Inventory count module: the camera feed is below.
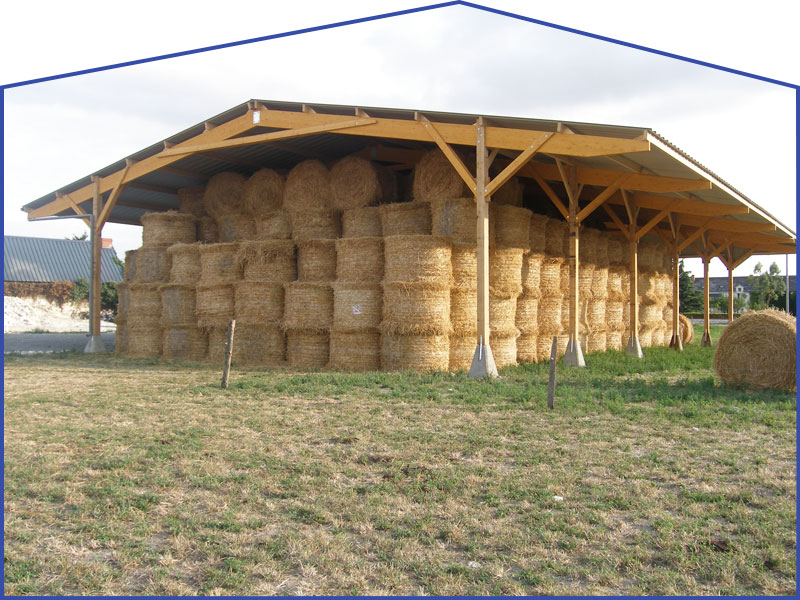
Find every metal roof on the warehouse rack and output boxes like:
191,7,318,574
3,236,124,283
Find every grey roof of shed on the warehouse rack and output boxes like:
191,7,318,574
4,236,123,284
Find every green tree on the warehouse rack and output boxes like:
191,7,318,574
748,262,785,310
71,277,119,314
712,293,748,314
678,260,703,313
69,232,88,241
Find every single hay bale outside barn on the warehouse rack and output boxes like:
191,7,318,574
381,333,449,372
216,213,256,243
342,206,381,238
383,235,452,285
167,244,201,285
283,282,333,332
255,210,292,240
199,243,240,285
333,283,382,331
288,208,341,240
162,325,207,360
128,323,162,357
283,160,332,211
413,148,470,201
203,172,246,218
680,313,694,343
141,211,196,247
286,330,329,368
335,237,383,283
197,217,219,243
124,250,138,282
381,282,451,336
196,284,234,328
329,329,381,371
491,204,531,248
243,168,284,216
178,186,205,218
135,247,170,283
297,239,337,282
159,284,196,325
234,281,284,322
713,309,796,390
380,201,432,236
330,156,380,210
238,240,296,282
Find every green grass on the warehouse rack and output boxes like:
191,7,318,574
3,325,796,595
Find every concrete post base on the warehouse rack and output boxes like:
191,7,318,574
84,335,107,353
468,344,498,379
626,336,643,358
701,331,712,347
562,336,585,367
669,333,683,351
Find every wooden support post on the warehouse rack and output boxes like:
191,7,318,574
221,319,236,388
728,267,735,323
562,163,584,367
623,191,643,358
469,117,497,378
702,255,712,346
84,176,106,353
669,246,683,350
547,336,557,409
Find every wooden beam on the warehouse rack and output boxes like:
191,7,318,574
668,213,680,239
636,203,676,242
127,182,179,195
576,173,631,223
532,170,569,219
676,214,776,234
97,161,132,229
91,177,102,339
484,132,551,197
732,250,754,269
602,204,630,240
708,241,732,262
678,220,713,252
556,160,577,207
621,189,638,225
417,114,476,191
55,192,91,227
608,192,749,217
521,163,711,194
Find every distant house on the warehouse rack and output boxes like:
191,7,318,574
694,275,796,305
4,235,123,285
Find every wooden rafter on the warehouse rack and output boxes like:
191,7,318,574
678,220,713,252
576,173,631,223
484,132,552,197
602,204,630,240
607,192,748,217
97,161,132,229
520,163,710,194
531,171,568,219
635,202,676,242
416,114,475,191
55,192,91,227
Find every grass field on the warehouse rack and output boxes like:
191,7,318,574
4,325,796,595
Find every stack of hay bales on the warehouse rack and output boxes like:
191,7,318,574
245,168,289,241
606,237,627,350
584,228,609,353
516,214,546,362
637,239,668,347
538,218,567,361
196,243,240,362
161,243,206,359
114,249,137,354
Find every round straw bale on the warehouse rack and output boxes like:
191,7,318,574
545,218,568,257
430,197,481,244
412,148,470,201
141,211,196,247
196,284,234,328
160,284,196,325
638,327,653,348
206,326,234,364
587,298,607,329
517,333,537,363
284,160,332,211
606,332,623,352
452,244,477,290
490,294,518,334
283,282,333,332
522,252,543,292
379,201,432,236
540,258,563,295
297,239,336,282
329,329,381,371
162,325,207,360
135,246,170,283
450,287,477,336
714,309,796,390
178,186,205,218
376,166,399,204
128,323,162,357
335,237,383,283
255,210,292,240
608,237,625,266
560,297,571,331
587,331,607,354
330,156,380,210
167,243,201,284
492,332,519,369
116,282,130,318
383,235,452,285
203,172,246,218
579,264,596,297
333,283,382,331
607,268,624,301
680,314,694,344
638,240,660,272
124,250,138,282
638,272,660,303
238,240,296,282
129,283,161,323
516,293,539,336
449,334,475,372
382,282,451,336
217,213,256,243
342,206,381,238
536,334,558,362
492,177,523,206
579,228,599,265
243,168,284,216
492,204,531,249
538,297,563,335
591,267,609,299
234,281,284,322
197,217,219,243
199,243,240,284
288,208,341,240
560,263,571,294
557,334,570,358
594,233,609,267
640,303,663,327
114,318,128,354
381,333,449,372
286,329,329,368
490,247,524,296
606,301,625,331
529,213,548,254
232,320,285,365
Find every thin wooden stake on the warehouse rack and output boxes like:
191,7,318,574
547,336,557,409
221,319,236,389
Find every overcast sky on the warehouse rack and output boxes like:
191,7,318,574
3,0,797,278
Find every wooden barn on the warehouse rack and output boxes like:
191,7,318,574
21,100,796,375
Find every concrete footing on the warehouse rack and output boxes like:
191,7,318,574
469,343,498,378
562,336,585,367
669,333,683,351
626,335,643,358
84,335,107,353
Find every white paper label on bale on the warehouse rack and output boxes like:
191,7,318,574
352,304,363,315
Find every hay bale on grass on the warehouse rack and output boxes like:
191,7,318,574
283,282,333,332
288,208,340,240
330,156,380,210
680,314,694,343
243,168,284,216
412,149,470,201
342,206,381,238
238,240,295,282
159,284,196,325
199,243,240,284
517,333,537,363
713,309,796,390
335,237,383,283
203,172,246,218
297,239,337,282
383,235,451,285
135,246,170,283
216,213,256,242
178,186,205,218
162,325,207,360
167,243,201,284
379,201,431,236
128,323,162,357
516,293,539,335
450,287,477,336
234,281,284,322
232,320,285,365
129,284,161,322
196,284,234,328
255,210,292,240
333,283,382,331
381,282,451,336
329,329,381,371
141,211,196,246
492,204,531,248
492,330,519,368
381,333,449,372
449,334,475,372
286,330,329,368
197,217,219,244
284,160,332,211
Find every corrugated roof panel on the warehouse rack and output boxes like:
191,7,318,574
4,236,124,283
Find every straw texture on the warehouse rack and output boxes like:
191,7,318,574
342,206,381,238
330,156,380,210
162,325,207,360
329,329,381,371
255,210,292,240
216,213,256,242
141,211,196,247
381,282,451,336
333,283,382,331
159,284,196,325
380,201,432,236
243,168,284,216
135,247,170,283
381,333,449,372
284,160,332,211
199,243,240,284
412,149,469,201
238,240,296,282
196,284,234,328
383,235,452,285
178,186,205,218
234,281,284,322
204,172,245,218
286,330,329,368
335,237,383,283
297,239,337,282
288,208,341,241
283,282,333,332
167,243,201,285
